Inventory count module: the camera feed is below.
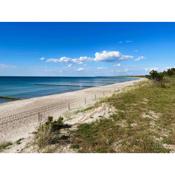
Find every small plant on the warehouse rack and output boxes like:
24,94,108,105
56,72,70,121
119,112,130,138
16,138,24,145
0,142,12,152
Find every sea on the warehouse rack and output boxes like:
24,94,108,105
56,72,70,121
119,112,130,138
0,76,138,104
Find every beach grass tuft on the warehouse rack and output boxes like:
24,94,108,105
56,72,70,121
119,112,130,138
0,142,12,152
34,116,71,152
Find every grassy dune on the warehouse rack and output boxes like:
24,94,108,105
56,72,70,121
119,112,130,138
32,76,175,153
71,76,175,152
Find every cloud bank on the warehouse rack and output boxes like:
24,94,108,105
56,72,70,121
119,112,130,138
41,50,135,64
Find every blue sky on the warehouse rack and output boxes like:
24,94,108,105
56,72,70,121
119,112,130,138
0,22,175,76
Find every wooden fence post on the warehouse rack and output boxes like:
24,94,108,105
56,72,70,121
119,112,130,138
84,97,86,105
38,112,42,124
68,103,70,110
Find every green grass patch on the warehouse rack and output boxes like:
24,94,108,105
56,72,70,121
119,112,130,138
71,76,175,153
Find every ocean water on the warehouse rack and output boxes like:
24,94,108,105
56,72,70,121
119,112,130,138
0,76,138,104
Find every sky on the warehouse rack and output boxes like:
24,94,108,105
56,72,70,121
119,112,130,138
0,22,175,76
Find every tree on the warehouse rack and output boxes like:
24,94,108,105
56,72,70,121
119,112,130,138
149,70,159,80
149,70,165,87
167,69,174,76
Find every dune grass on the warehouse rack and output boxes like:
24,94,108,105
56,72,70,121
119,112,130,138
34,117,71,152
71,76,175,153
0,142,12,152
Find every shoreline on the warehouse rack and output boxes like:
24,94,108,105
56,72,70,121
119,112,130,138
0,78,144,143
0,78,143,116
0,78,140,107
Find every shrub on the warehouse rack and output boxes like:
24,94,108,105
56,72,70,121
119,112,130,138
148,68,175,81
148,70,166,87
35,116,71,150
167,69,174,76
149,70,159,80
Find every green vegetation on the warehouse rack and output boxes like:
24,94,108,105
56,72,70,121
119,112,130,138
16,138,24,145
0,142,12,152
146,67,175,87
71,73,175,152
34,68,175,153
34,116,71,152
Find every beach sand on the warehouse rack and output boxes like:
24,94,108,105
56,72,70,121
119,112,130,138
0,78,144,143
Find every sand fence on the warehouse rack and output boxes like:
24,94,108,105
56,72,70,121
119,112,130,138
0,88,118,142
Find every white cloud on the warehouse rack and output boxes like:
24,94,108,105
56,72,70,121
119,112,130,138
72,56,91,64
113,63,121,67
94,51,133,62
121,55,134,60
94,50,121,62
59,57,72,63
135,56,144,61
46,56,91,64
40,57,45,61
67,64,72,68
46,58,60,63
44,50,134,64
46,57,72,63
145,67,159,73
145,66,173,73
77,67,84,71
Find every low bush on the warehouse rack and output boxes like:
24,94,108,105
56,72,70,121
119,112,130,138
147,69,175,87
35,116,71,150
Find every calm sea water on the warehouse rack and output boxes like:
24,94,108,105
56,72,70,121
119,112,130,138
0,76,138,104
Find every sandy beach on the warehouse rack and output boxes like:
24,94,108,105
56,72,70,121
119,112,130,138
0,78,143,143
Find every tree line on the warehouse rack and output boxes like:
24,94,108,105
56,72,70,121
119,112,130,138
146,68,175,87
